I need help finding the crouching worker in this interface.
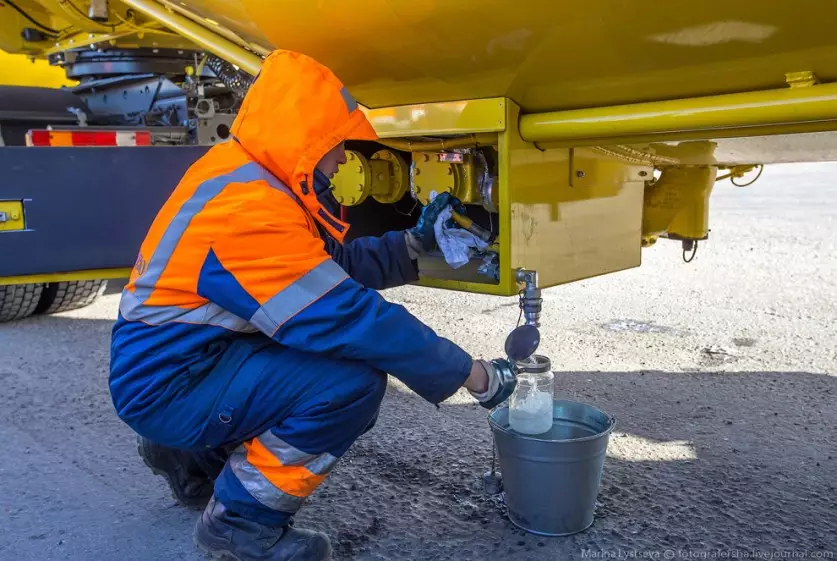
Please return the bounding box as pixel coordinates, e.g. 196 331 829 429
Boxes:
109 50 513 561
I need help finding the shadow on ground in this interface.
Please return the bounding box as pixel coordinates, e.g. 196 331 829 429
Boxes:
0 316 834 560
314 370 836 560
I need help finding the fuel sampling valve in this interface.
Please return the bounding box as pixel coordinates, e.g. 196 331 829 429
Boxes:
481 269 543 494
482 269 543 409
516 268 542 328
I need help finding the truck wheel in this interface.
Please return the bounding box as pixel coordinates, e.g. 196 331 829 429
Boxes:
35 280 108 315
0 284 44 322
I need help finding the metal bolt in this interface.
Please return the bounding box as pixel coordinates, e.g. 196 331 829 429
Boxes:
414 168 421 175
447 167 453 175
348 153 355 160
357 166 363 173
576 170 585 178
371 153 379 159
337 196 344 203
377 173 385 181
422 154 430 162
11 211 20 220
639 170 648 177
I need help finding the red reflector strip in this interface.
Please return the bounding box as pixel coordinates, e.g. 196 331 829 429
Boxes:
71 131 117 146
27 130 51 146
25 130 153 147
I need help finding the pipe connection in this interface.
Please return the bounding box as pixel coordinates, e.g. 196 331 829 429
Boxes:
516 268 542 328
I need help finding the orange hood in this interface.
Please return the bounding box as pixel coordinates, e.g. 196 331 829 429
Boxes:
231 50 378 242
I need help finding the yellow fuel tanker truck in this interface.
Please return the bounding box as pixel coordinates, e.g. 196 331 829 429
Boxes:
1 0 836 321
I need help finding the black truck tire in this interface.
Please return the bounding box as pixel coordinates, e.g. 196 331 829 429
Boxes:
35 280 108 315
0 284 44 322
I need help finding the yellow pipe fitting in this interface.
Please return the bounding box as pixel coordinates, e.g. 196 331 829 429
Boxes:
642 161 717 241
120 0 263 75
715 165 757 182
376 133 496 152
519 82 837 146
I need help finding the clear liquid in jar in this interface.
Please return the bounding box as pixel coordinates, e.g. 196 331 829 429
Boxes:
509 389 553 435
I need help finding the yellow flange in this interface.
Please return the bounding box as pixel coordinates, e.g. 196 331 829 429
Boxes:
368 150 409 204
330 149 410 206
411 151 481 205
331 151 370 206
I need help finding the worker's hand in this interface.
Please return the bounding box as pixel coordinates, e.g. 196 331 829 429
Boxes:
406 192 465 253
466 359 517 410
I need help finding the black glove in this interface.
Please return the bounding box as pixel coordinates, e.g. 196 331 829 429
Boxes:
468 359 517 410
406 192 466 252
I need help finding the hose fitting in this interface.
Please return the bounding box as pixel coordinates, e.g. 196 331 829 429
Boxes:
516 268 542 328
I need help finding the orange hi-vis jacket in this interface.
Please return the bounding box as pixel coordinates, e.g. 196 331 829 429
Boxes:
109 51 472 446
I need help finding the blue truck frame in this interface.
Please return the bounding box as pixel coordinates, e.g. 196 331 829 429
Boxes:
0 146 209 279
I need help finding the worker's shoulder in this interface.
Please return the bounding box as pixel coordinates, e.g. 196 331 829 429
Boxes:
209 177 310 231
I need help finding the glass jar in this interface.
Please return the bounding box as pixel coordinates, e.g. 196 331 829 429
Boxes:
509 355 554 435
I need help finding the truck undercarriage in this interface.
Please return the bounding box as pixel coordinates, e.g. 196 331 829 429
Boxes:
3 1 837 321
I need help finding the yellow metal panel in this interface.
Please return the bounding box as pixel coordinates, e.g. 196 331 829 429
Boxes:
0 51 75 88
415 277 511 296
0 268 131 286
501 101 648 291
155 0 273 48
363 98 506 138
412 100 649 295
235 0 837 112
0 201 25 231
8 1 837 116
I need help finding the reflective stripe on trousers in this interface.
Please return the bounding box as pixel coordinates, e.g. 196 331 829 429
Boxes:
229 430 339 513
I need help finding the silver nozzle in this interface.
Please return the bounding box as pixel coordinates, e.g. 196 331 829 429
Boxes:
515 268 542 328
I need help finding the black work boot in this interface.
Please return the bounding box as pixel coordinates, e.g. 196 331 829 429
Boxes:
137 435 215 510
194 495 332 561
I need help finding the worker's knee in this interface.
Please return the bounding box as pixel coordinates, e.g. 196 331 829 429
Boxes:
276 363 386 456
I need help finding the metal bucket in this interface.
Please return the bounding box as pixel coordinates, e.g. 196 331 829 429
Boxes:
488 399 616 536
